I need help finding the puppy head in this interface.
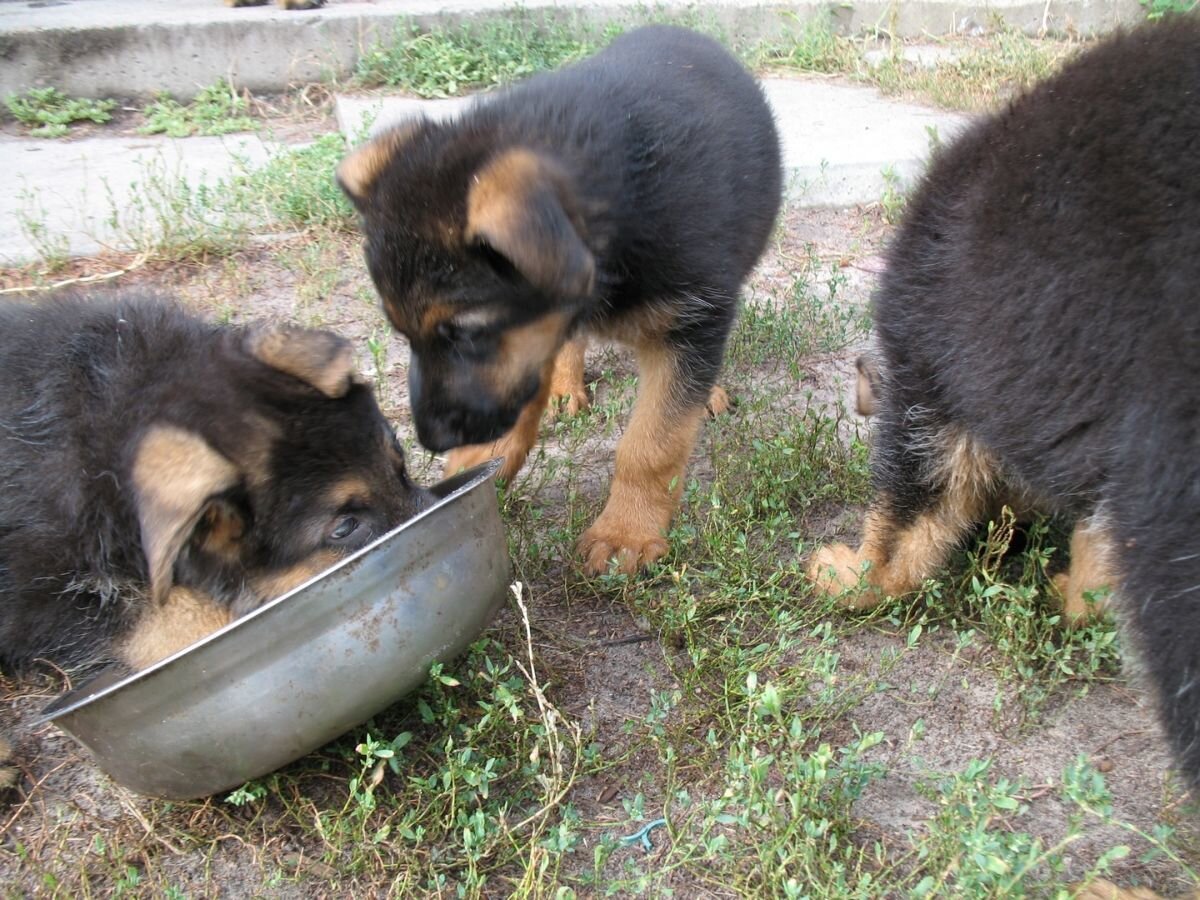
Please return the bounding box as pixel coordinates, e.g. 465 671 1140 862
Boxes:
338 125 595 451
132 324 434 612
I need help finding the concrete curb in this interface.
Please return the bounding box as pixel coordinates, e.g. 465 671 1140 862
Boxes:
0 0 1144 100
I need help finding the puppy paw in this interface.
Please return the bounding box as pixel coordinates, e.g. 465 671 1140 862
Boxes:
807 543 883 610
1070 879 1164 900
544 383 590 422
706 385 733 418
578 523 669 576
444 438 527 482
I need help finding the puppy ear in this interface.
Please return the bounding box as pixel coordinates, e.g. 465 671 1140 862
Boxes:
245 325 357 399
336 121 422 211
133 426 241 607
465 149 596 300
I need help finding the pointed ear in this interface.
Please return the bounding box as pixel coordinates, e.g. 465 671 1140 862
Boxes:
336 121 422 211
133 427 241 607
465 149 596 300
245 325 357 398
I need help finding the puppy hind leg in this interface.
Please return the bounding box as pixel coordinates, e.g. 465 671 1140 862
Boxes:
1052 516 1120 624
444 356 555 481
809 429 999 609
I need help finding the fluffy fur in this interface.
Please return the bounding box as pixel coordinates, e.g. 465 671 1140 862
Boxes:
0 292 430 674
809 18 1200 784
338 25 782 574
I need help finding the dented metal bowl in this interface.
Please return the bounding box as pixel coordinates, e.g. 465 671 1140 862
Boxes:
42 460 509 800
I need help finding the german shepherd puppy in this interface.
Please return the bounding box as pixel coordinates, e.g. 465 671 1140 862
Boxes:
337 25 782 574
809 19 1200 784
0 292 431 675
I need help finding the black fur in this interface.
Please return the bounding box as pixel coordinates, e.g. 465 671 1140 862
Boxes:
341 24 782 450
870 19 1200 780
0 292 430 672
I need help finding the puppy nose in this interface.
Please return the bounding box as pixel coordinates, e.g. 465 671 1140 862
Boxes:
414 409 464 454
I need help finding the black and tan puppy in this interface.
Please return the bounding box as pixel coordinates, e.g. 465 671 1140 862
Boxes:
0 292 430 675
337 25 782 574
809 19 1200 782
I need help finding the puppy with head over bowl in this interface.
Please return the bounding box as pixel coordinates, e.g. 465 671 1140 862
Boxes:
0 291 432 680
808 18 1200 797
337 24 782 575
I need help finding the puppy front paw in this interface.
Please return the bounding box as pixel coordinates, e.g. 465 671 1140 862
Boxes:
578 522 669 576
705 385 733 418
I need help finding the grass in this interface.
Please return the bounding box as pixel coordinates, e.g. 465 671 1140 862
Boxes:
355 13 609 97
5 87 116 138
139 79 258 138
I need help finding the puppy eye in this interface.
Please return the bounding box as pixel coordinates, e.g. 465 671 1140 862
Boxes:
328 516 360 542
436 320 486 347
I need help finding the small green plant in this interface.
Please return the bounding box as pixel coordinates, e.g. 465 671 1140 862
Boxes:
140 79 257 137
880 164 907 224
752 14 858 73
1141 0 1197 17
225 780 269 807
231 133 354 230
5 87 115 137
356 14 604 96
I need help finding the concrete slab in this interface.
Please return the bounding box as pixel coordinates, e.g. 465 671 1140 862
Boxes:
0 0 1143 100
334 78 971 209
0 133 274 263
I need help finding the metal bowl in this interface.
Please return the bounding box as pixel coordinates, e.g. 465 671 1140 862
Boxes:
42 460 509 800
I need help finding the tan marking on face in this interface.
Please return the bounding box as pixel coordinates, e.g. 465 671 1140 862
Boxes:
120 586 234 670
808 429 1001 608
326 475 372 512
578 344 706 575
444 355 556 481
466 149 595 299
133 426 241 606
415 302 462 339
337 121 423 201
486 311 570 398
1053 517 1119 624
246 325 356 398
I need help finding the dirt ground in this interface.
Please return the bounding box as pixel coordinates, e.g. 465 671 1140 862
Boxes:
0 200 1197 898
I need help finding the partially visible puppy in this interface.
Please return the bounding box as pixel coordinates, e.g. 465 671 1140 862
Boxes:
225 0 325 9
0 292 431 676
337 25 782 575
808 19 1200 785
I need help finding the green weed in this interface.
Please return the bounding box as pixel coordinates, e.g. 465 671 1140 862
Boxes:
1141 0 1198 18
5 87 115 137
140 79 258 137
356 14 606 97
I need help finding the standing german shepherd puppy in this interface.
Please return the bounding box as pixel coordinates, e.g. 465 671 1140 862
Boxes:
809 20 1200 784
338 25 782 574
0 292 431 675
